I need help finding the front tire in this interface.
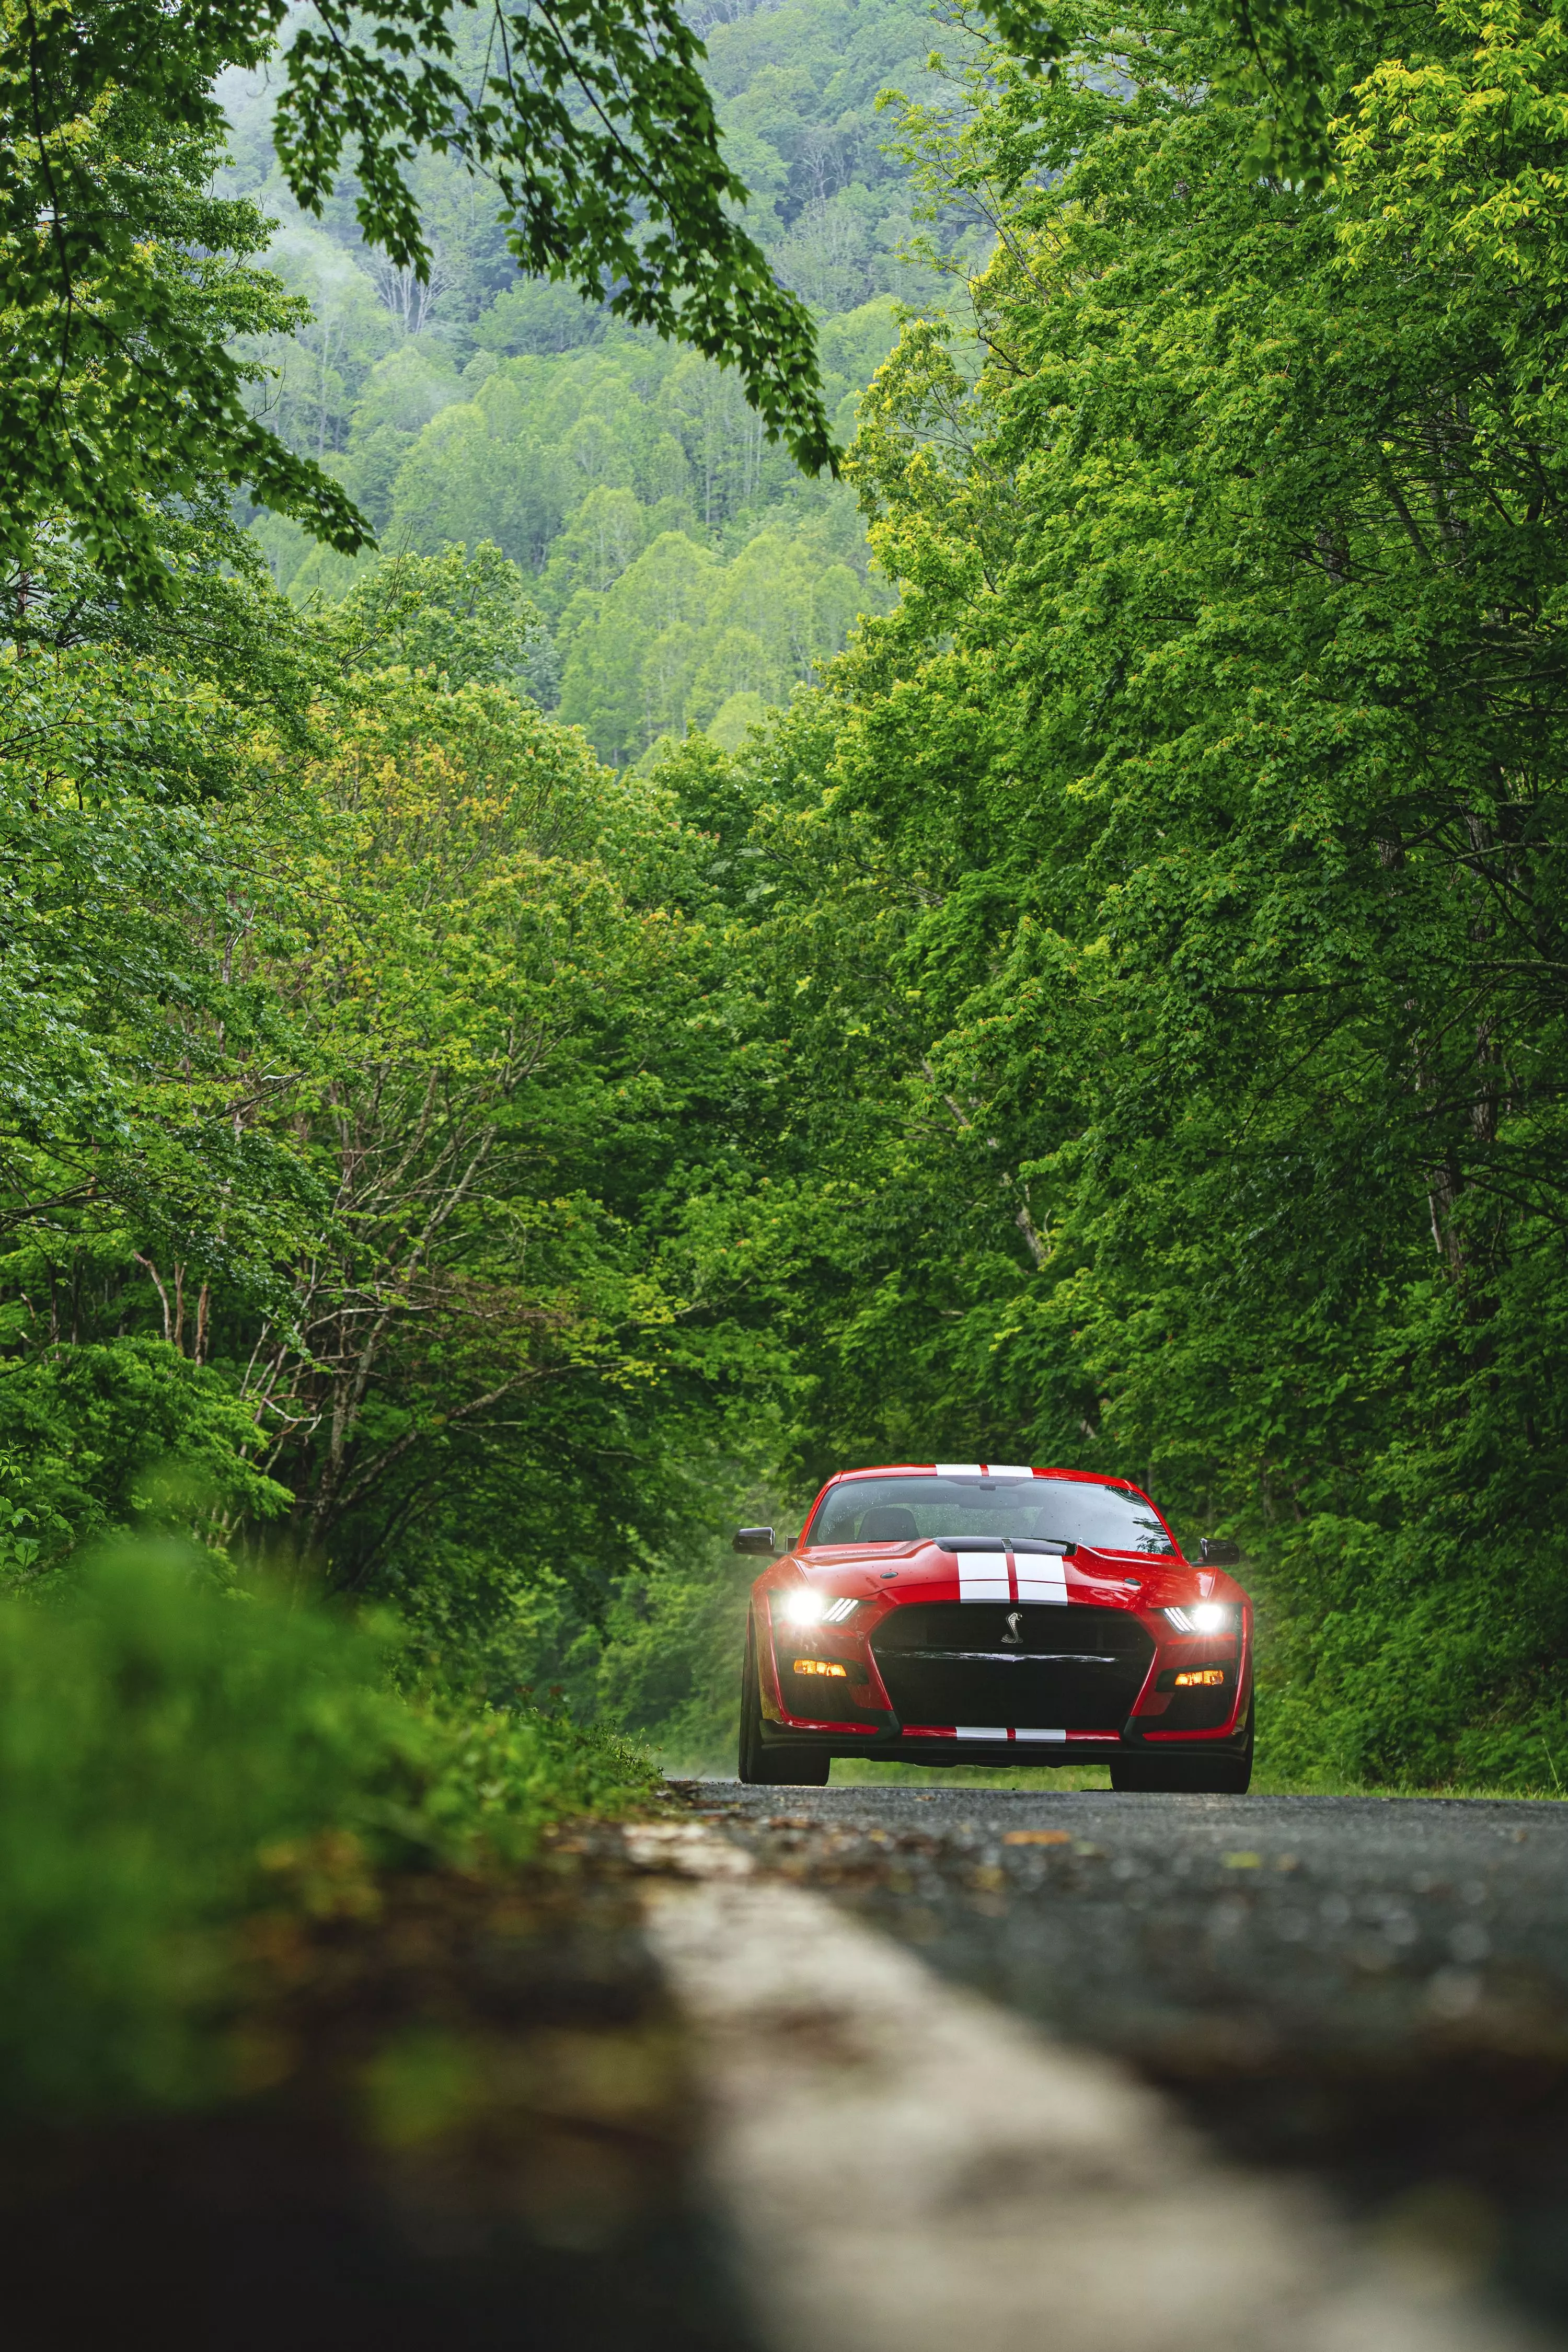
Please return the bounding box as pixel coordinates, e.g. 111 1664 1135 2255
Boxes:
738 1620 831 1785
1112 1707 1253 1794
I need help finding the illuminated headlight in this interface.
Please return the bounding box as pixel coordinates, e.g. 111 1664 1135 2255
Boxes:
777 1590 857 1626
1164 1603 1238 1635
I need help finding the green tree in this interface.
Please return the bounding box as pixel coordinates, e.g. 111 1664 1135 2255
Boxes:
314 540 553 690
0 0 839 586
0 510 331 1554
559 531 717 758
0 82 360 584
645 0 1568 1789
0 529 799 1694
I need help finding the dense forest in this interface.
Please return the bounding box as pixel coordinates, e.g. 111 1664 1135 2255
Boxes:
217 0 963 759
6 0 1568 1794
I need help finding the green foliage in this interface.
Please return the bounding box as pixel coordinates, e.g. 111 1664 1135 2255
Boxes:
13 0 1568 1807
313 538 554 691
234 312 901 759
0 512 329 1334
0 0 840 590
238 322 896 759
627 0 1568 1791
0 20 366 585
220 3 941 758
593 1534 755 1773
0 528 801 1680
0 1544 658 2123
967 0 1380 181
570 1461 799 1768
558 499 879 756
274 0 834 474
0 1344 291 1570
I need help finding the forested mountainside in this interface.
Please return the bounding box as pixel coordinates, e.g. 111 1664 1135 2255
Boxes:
218 0 961 760
6 0 1568 1798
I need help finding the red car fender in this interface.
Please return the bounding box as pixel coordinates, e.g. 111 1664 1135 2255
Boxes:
1138 1603 1253 1743
755 1584 897 1730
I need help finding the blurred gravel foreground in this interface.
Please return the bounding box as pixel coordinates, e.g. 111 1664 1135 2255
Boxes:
1 1844 757 2352
710 1784 1568 2348
8 1788 1568 2352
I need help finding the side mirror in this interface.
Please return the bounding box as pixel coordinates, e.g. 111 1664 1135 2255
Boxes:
733 1526 777 1556
1200 1537 1242 1567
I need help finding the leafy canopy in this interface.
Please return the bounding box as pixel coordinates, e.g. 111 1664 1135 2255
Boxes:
696 0 1568 1789
0 0 839 587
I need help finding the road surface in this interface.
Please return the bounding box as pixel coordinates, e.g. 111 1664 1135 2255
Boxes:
691 1783 1568 2338
13 1779 1566 2351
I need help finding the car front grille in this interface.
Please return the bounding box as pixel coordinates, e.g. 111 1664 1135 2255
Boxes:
871 1601 1154 1732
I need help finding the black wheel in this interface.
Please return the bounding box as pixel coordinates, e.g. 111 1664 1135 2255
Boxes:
1111 1755 1252 1794
738 1620 832 1785
1111 1708 1253 1794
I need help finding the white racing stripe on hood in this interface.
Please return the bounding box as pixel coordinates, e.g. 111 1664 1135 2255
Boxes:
954 1551 1011 1604
934 1461 982 1477
983 1463 1034 1479
1014 1559 1068 1607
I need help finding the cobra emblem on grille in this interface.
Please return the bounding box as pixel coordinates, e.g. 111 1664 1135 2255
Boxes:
1001 1608 1023 1645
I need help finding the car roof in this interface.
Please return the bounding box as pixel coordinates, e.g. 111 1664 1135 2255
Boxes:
825 1463 1139 1490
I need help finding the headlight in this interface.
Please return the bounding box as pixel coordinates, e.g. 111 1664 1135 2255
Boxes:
1164 1602 1237 1635
777 1590 857 1626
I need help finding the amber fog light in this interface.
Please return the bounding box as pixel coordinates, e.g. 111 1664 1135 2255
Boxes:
792 1658 848 1678
1174 1667 1226 1688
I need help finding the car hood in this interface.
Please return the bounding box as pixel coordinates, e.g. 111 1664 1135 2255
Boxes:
790 1539 1246 1611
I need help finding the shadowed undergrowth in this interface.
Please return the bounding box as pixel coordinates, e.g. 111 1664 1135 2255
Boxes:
0 1546 660 2126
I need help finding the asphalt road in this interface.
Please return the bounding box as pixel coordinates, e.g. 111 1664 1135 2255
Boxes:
693 1783 1568 2341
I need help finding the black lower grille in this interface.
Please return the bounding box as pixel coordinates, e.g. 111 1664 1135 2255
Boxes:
1152 1661 1236 1728
778 1658 886 1719
1156 1685 1234 1730
872 1602 1154 1732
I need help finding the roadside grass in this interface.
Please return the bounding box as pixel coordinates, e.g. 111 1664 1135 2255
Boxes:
1250 1767 1567 1802
0 1543 661 2125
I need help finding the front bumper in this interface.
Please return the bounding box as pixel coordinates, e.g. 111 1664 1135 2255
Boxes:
757 1590 1252 1761
757 1720 1254 1767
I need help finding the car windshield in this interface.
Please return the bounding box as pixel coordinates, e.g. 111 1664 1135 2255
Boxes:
808 1474 1176 1555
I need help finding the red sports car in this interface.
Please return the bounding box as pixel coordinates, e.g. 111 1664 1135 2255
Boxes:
736 1463 1252 1792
